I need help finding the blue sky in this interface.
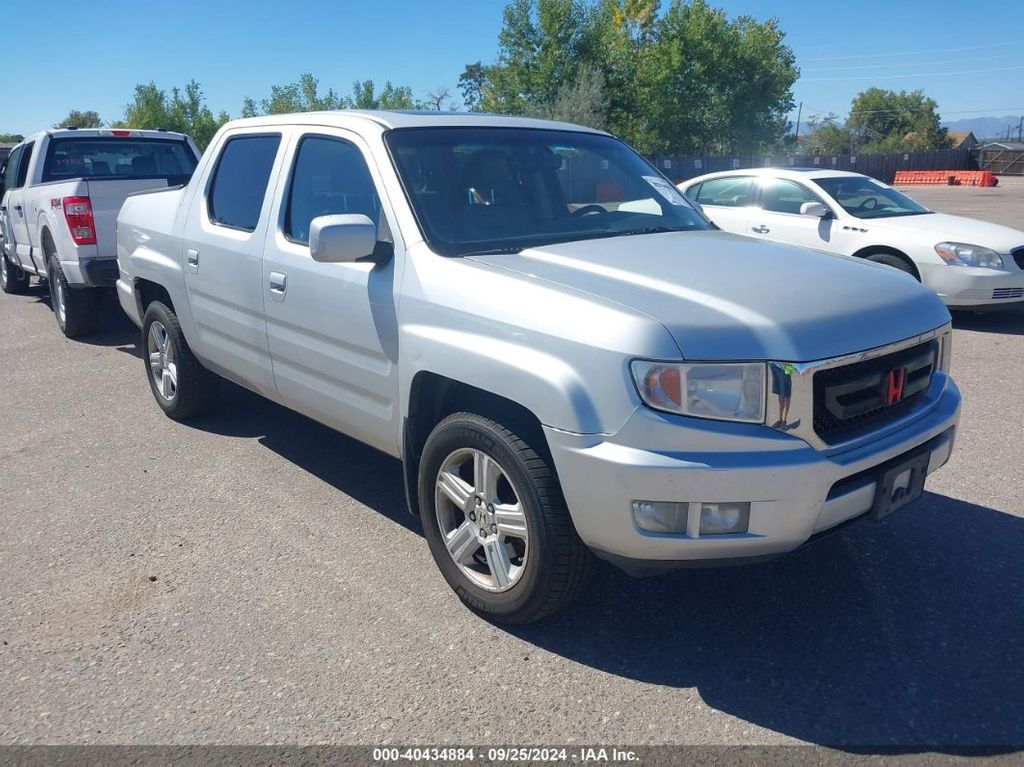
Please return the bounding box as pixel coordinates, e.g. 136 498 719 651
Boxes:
1 0 1022 135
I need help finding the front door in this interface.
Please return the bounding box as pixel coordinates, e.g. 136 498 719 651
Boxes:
262 130 401 455
688 175 755 235
748 177 838 251
2 144 35 267
180 130 285 400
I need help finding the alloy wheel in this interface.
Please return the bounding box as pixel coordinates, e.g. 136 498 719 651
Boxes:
52 272 67 326
434 448 529 592
147 320 178 401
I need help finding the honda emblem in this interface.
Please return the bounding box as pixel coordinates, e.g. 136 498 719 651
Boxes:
883 368 907 406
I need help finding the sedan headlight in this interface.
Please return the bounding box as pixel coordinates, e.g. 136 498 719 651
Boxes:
631 361 766 423
934 242 1004 269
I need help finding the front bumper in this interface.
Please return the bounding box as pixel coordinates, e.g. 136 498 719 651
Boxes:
921 262 1024 307
545 376 960 570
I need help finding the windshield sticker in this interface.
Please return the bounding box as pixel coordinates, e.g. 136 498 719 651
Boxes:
643 175 689 206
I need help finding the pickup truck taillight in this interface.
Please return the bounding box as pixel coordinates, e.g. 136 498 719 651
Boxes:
62 197 97 246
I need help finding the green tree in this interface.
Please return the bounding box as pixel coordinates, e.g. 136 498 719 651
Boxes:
116 80 228 150
245 73 416 115
529 63 608 130
53 110 103 129
846 88 951 153
458 62 490 110
803 113 853 155
347 80 416 110
0 133 24 143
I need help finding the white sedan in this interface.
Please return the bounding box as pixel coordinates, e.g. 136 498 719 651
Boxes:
679 169 1024 308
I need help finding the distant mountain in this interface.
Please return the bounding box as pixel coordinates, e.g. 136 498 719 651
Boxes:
944 115 1022 141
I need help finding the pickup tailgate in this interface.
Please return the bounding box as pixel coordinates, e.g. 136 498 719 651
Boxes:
85 179 174 258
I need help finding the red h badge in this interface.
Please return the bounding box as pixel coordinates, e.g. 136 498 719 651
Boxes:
884 368 907 405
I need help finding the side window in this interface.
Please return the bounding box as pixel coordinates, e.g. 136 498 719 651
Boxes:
3 146 24 192
208 135 281 232
284 136 380 245
15 142 34 188
759 178 824 215
694 177 754 208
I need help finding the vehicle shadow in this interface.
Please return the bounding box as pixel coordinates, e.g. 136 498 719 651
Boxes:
951 305 1024 336
25 282 140 349
148 364 1021 751
187 382 421 536
511 492 1023 753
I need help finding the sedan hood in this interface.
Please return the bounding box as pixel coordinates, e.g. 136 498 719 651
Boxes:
867 212 1024 252
469 231 950 362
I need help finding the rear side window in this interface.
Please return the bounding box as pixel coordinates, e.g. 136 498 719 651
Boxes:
42 138 197 183
15 142 34 187
284 136 380 244
208 135 281 232
694 176 754 207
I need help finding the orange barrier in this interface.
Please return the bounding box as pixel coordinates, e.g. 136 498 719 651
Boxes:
893 170 998 187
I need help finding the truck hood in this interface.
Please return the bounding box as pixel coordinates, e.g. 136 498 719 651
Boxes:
469 231 950 362
863 212 1024 253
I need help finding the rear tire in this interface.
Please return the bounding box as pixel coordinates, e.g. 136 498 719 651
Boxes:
865 252 918 280
141 301 220 420
0 250 30 295
419 412 593 625
48 260 98 337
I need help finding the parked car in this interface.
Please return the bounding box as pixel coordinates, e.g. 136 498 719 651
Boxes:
679 168 1024 309
117 112 960 623
0 128 200 336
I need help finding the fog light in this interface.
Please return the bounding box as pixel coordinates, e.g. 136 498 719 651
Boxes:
699 502 750 535
632 500 687 534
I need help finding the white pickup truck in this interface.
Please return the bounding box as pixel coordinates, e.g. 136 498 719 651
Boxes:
0 128 199 336
117 112 960 623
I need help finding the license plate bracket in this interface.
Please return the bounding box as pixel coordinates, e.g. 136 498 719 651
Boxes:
871 451 930 520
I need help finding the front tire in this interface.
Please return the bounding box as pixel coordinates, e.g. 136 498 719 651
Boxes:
48 260 98 337
141 301 220 420
865 252 918 280
419 413 593 624
1 251 30 295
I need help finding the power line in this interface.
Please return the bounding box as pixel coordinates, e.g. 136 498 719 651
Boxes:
802 64 1024 82
801 40 1016 62
802 53 1017 72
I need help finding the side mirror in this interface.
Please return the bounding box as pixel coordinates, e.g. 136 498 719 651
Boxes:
800 201 829 218
309 214 377 263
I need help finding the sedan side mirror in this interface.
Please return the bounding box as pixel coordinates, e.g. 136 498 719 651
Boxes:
800 201 829 218
309 214 377 263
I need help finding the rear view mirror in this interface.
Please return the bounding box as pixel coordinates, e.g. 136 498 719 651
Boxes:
800 202 829 218
309 214 377 263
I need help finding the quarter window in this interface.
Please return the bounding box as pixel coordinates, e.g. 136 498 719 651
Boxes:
284 136 380 244
693 177 754 208
759 178 824 215
208 135 281 232
3 146 23 191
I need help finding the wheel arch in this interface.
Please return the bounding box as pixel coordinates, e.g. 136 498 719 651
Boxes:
852 245 921 280
402 371 552 517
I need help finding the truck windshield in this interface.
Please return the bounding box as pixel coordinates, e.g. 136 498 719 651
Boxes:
386 127 709 256
42 137 198 185
814 176 931 219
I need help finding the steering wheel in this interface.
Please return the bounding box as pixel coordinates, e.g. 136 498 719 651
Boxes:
857 197 879 211
571 204 608 217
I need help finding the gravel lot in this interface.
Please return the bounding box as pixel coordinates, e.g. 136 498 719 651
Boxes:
1 181 1022 752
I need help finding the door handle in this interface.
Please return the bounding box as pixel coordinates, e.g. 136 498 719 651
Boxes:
269 271 287 294
13 205 23 214
751 225 770 234
186 248 199 272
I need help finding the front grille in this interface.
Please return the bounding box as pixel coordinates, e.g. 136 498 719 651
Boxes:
992 287 1024 300
813 341 937 445
1013 247 1024 270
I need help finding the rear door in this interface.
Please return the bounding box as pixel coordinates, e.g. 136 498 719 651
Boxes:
180 129 285 400
3 143 35 265
261 129 402 455
687 176 755 235
748 177 838 250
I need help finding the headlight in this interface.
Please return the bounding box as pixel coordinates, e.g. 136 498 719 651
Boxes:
631 361 766 423
934 242 1004 269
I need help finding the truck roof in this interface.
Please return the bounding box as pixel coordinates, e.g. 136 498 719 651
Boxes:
18 128 191 144
225 109 609 135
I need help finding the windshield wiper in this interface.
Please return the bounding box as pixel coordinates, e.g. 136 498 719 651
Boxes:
459 246 524 257
621 225 688 236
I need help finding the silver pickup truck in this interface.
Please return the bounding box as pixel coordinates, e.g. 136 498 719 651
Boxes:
116 112 961 623
0 128 199 336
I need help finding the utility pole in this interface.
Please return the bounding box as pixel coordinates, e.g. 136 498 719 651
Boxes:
794 102 803 143
1018 115 1023 143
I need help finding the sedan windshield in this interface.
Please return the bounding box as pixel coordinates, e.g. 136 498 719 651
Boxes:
386 127 709 256
814 176 930 220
